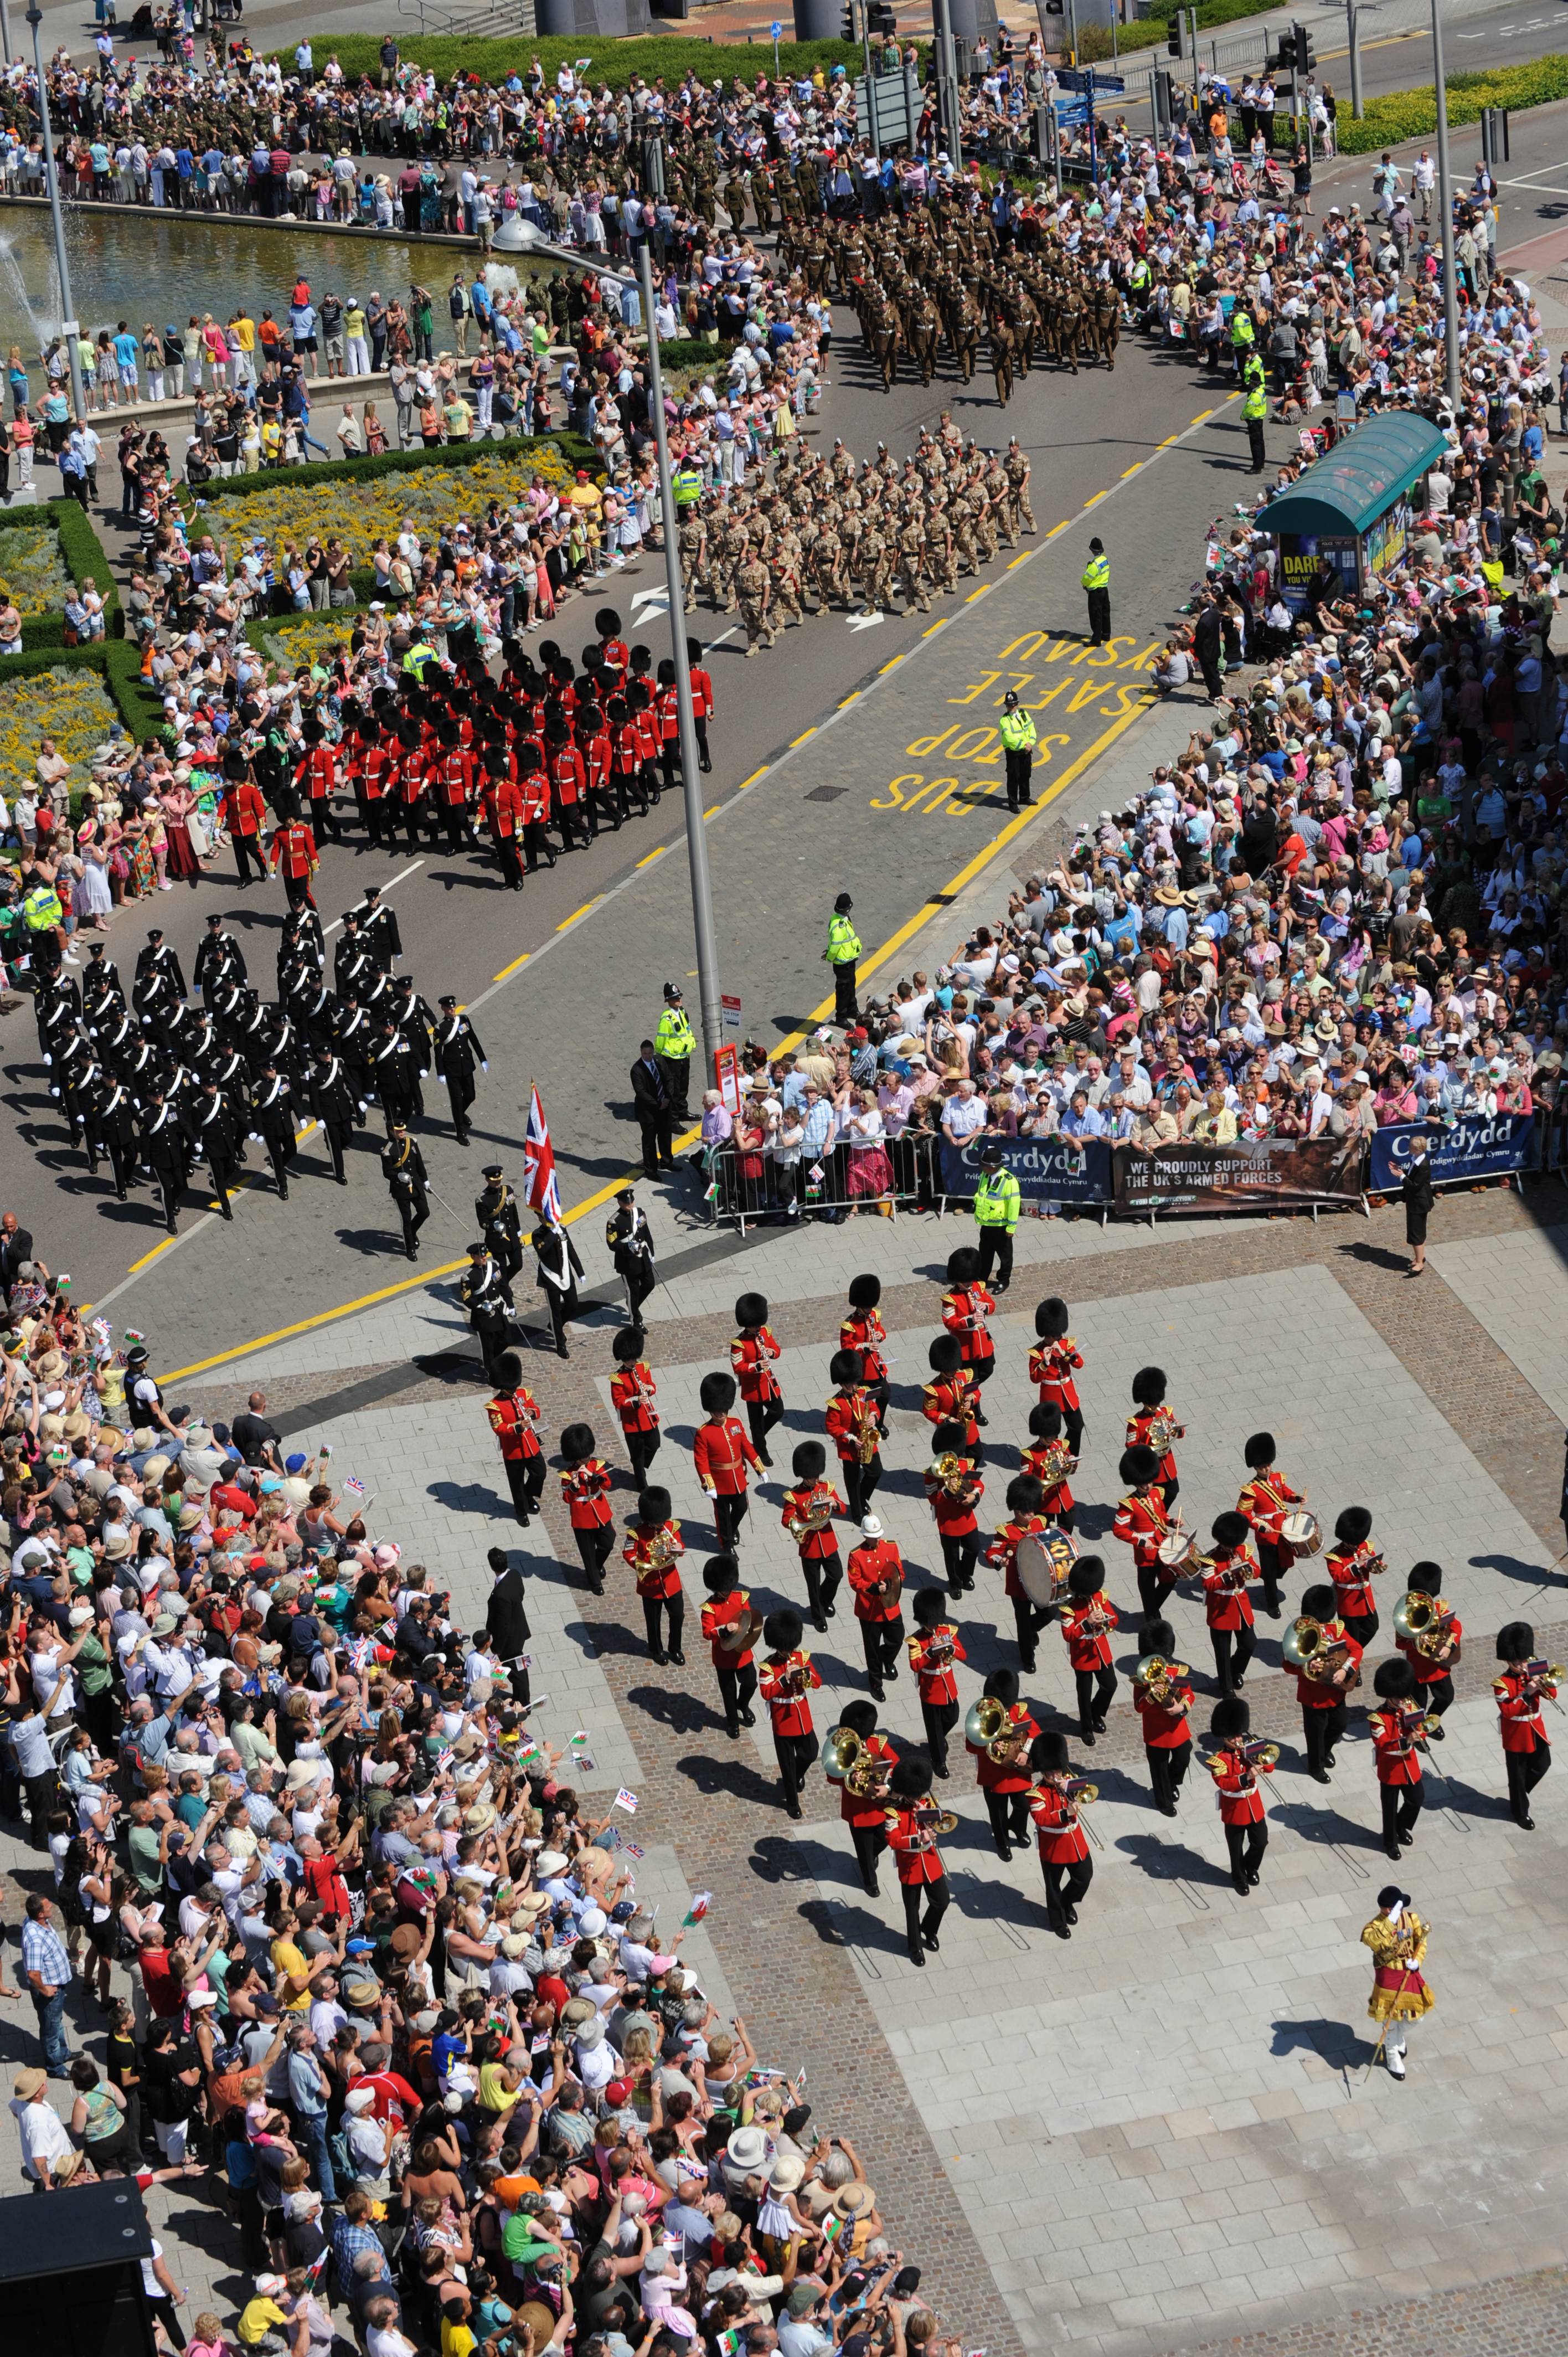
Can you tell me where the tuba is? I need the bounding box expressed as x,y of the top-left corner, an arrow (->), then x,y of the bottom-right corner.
1132,1651 -> 1191,1704
928,1452 -> 975,1497
1281,1614 -> 1325,1672
821,1725 -> 863,1783
963,1695 -> 1008,1749
1391,1592 -> 1452,1658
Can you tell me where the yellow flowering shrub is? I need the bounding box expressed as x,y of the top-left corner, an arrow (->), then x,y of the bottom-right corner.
0,666 -> 120,807
249,616 -> 357,673
196,447 -> 579,568
0,522 -> 73,617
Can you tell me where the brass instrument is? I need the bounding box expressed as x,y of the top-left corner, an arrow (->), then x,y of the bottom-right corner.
1201,1737 -> 1281,1774
853,1398 -> 881,1466
1390,1703 -> 1443,1749
1025,1776 -> 1102,1848
821,1725 -> 863,1782
786,1492 -> 834,1542
1523,1659 -> 1567,1716
927,1452 -> 978,1499
987,1723 -> 1031,1768
642,1528 -> 679,1571
1034,1437 -> 1077,1486
1282,1614 -> 1361,1691
917,1630 -> 956,1670
844,1749 -> 892,1802
963,1696 -> 1007,1748
773,1651 -> 813,1699
1145,1406 -> 1179,1451
1391,1592 -> 1456,1659
1132,1651 -> 1192,1705
901,1799 -> 960,1845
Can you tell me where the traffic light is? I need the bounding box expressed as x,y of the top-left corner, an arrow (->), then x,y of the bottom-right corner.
840,0 -> 860,36
1167,12 -> 1185,56
1291,20 -> 1314,70
866,1 -> 895,32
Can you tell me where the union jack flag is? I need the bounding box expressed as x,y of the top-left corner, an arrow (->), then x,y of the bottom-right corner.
523,1084 -> 563,1223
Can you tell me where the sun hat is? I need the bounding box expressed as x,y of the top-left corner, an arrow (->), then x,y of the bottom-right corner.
13,2068 -> 46,2099
726,2124 -> 770,2172
835,2183 -> 876,2219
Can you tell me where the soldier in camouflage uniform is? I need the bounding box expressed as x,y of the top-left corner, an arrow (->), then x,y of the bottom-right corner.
735,549 -> 775,655
895,509 -> 931,614
1005,435 -> 1037,534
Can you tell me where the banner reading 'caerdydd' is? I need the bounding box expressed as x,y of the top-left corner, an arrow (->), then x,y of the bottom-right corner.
1367,1114 -> 1535,1195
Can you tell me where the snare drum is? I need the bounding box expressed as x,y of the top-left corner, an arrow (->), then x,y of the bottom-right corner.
1157,1530 -> 1201,1574
1281,1509 -> 1322,1556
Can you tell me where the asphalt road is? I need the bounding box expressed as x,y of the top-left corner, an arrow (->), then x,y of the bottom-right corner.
9,94 -> 1567,1368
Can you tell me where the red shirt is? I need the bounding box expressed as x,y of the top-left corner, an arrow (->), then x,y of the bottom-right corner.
1327,1541 -> 1381,1620
269,821 -> 318,879
700,1588 -> 755,1670
561,1460 -> 613,1530
487,1388 -> 541,1461
907,1623 -> 965,1706
847,1538 -> 904,1623
984,1515 -> 1052,1604
1112,1486 -> 1172,1569
839,1308 -> 886,1385
1029,1780 -> 1090,1864
1126,1407 -> 1180,1486
1236,1468 -> 1302,1544
759,1649 -> 821,1741
1203,1550 -> 1257,1632
729,1329 -> 782,1404
1495,1666 -> 1554,1753
920,1375 -> 977,1448
1396,1612 -> 1462,1689
885,1803 -> 946,1886
1370,1706 -> 1423,1787
1134,1680 -> 1193,1748
225,779 -> 267,836
967,1701 -> 1036,1794
1294,1621 -> 1363,1709
838,1728 -> 894,1825
622,1521 -> 684,1601
1061,1593 -> 1118,1672
1028,1335 -> 1082,1412
692,1416 -> 760,1497
1209,1744 -> 1273,1824
941,1282 -> 995,1367
824,1386 -> 880,1465
610,1363 -> 658,1436
925,1466 -> 982,1538
781,1480 -> 843,1561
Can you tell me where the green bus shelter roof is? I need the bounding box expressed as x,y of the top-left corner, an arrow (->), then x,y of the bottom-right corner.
1260,413 -> 1450,540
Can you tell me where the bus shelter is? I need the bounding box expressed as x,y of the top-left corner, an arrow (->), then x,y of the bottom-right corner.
1261,412 -> 1450,617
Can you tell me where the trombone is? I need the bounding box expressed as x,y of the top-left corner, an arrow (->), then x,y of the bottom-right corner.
1025,1776 -> 1103,1848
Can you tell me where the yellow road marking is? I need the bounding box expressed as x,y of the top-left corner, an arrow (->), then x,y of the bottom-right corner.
965,584 -> 992,601
636,846 -> 666,868
1007,553 -> 1031,569
791,727 -> 818,747
703,804 -> 720,819
1121,464 -> 1142,478
1192,409 -> 1213,423
838,691 -> 862,708
1158,434 -> 1179,449
1048,522 -> 1071,537
922,619 -> 948,636
738,766 -> 770,789
556,903 -> 596,931
493,951 -> 532,980
879,655 -> 905,672
1083,491 -> 1107,508
128,1237 -> 178,1275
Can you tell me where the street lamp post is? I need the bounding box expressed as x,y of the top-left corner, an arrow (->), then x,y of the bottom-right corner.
27,4 -> 85,426
499,219 -> 724,1068
1429,0 -> 1461,406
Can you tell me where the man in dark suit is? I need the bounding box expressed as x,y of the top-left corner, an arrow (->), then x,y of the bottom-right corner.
484,1544 -> 532,1706
1192,594 -> 1225,703
0,1212 -> 37,1301
630,1038 -> 674,1179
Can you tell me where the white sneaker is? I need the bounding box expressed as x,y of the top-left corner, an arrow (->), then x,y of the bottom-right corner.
1385,2048 -> 1405,2078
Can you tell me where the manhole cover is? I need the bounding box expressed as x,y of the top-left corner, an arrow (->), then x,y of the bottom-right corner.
804,784 -> 847,802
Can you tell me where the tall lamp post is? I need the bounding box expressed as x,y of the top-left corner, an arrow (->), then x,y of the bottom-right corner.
27,5 -> 85,425
500,217 -> 724,1070
1430,0 -> 1461,406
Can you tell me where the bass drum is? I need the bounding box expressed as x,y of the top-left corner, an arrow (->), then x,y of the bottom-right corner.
1015,1527 -> 1077,1607
1156,1530 -> 1201,1574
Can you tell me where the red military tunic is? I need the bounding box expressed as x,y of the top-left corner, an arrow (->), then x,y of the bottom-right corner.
1029,1780 -> 1090,1865
1236,1467 -> 1304,1560
1396,1609 -> 1462,1692
269,820 -> 319,880
548,744 -> 587,809
1134,1676 -> 1194,1750
1061,1592 -> 1118,1672
1126,1406 -> 1181,1487
1327,1540 -> 1381,1621
840,1306 -> 888,1386
225,778 -> 268,836
920,1373 -> 978,1449
885,1803 -> 946,1886
1370,1706 -> 1423,1788
838,1728 -> 894,1827
730,1327 -> 782,1404
907,1623 -> 965,1706
1495,1666 -> 1555,1754
622,1520 -> 685,1602
484,776 -> 527,840
700,1587 -> 755,1670
610,1360 -> 658,1438
984,1514 -> 1052,1605
1021,1440 -> 1075,1524
781,1479 -> 843,1561
439,748 -> 473,809
358,742 -> 394,804
1112,1485 -> 1173,1571
1209,1744 -> 1274,1825
1203,1547 -> 1257,1633
296,744 -> 337,808
486,1386 -> 541,1462
692,1414 -> 760,1497
825,1384 -> 880,1466
941,1281 -> 996,1371
967,1699 -> 1036,1795
561,1460 -> 613,1530
847,1538 -> 904,1623
1028,1334 -> 1082,1412
1294,1619 -> 1363,1711
759,1648 -> 821,1740
925,1464 -> 982,1540
688,660 -> 716,723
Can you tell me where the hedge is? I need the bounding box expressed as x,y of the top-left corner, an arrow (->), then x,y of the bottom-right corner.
4,498 -> 124,647
271,32 -> 869,92
1333,53 -> 1568,153
654,337 -> 730,372
0,639 -> 164,740
185,428 -> 598,505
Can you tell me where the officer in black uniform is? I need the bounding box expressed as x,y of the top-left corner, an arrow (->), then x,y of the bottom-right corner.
382,1123 -> 431,1259
357,883 -> 403,969
89,1071 -> 137,1200
252,1061 -> 296,1199
138,1088 -> 188,1233
370,1017 -> 416,1134
335,991 -> 375,1122
194,1078 -> 239,1221
133,928 -> 187,1008
462,1241 -> 514,1384
434,997 -> 487,1146
194,915 -> 247,1007
476,1166 -> 524,1286
606,1186 -> 657,1322
310,1047 -> 357,1185
334,912 -> 375,999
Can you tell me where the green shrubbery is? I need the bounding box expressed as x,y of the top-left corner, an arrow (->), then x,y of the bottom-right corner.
1334,54 -> 1568,152
271,32 -> 868,90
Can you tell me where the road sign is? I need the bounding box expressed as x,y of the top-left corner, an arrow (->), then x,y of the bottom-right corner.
721,993 -> 742,1030
1056,64 -> 1124,92
771,18 -> 781,33
854,68 -> 921,145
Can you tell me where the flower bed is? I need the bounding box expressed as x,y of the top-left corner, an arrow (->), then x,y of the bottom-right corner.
0,663 -> 121,808
249,614 -> 360,671
190,439 -> 584,568
0,520 -> 73,618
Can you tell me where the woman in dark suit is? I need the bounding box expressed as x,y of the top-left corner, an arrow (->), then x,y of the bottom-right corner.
1402,1131 -> 1436,1276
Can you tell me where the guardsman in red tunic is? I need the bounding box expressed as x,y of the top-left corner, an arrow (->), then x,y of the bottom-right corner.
559,1421 -> 614,1594
485,1349 -> 544,1527
436,733 -> 476,856
1113,1444 -> 1178,1624
1237,1430 -> 1306,1616
268,817 -> 320,912
596,606 -> 631,689
1292,1581 -> 1364,1782
759,1608 -> 822,1821
700,1555 -> 757,1738
1133,1615 -> 1194,1816
1022,1403 -> 1076,1532
1127,1365 -> 1182,1504
1495,1619 -> 1555,1828
1206,1695 -> 1275,1896
1027,1730 -> 1094,1939
1203,1510 -> 1259,1698
782,1439 -> 844,1632
826,1348 -> 884,1523
1061,1556 -> 1119,1743
515,746 -> 554,874
294,733 -> 342,845
847,1515 -> 905,1702
224,771 -> 270,886
967,1666 -> 1038,1860
907,1587 -> 966,1778
1395,1563 -> 1461,1736
356,724 -> 394,847
692,1370 -> 761,1550
1030,1295 -> 1085,1457
480,754 -> 525,893
828,1696 -> 894,1886
546,719 -> 592,851
923,1334 -> 980,1462
842,1273 -> 890,1431
1370,1657 -> 1426,1860
610,1327 -> 661,1486
884,1757 -> 950,1968
685,631 -> 716,774
984,1473 -> 1055,1674
653,660 -> 681,800
1327,1504 -> 1385,1654
623,1483 -> 685,1667
730,1290 -> 785,1465
924,1421 -> 983,1595
942,1246 -> 996,1399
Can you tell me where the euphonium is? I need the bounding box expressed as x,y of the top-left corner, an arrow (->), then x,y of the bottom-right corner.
963,1695 -> 1007,1748
928,1452 -> 974,1497
820,1725 -> 863,1783
1281,1614 -> 1325,1672
1132,1651 -> 1192,1690
844,1751 -> 891,1800
1391,1592 -> 1453,1657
